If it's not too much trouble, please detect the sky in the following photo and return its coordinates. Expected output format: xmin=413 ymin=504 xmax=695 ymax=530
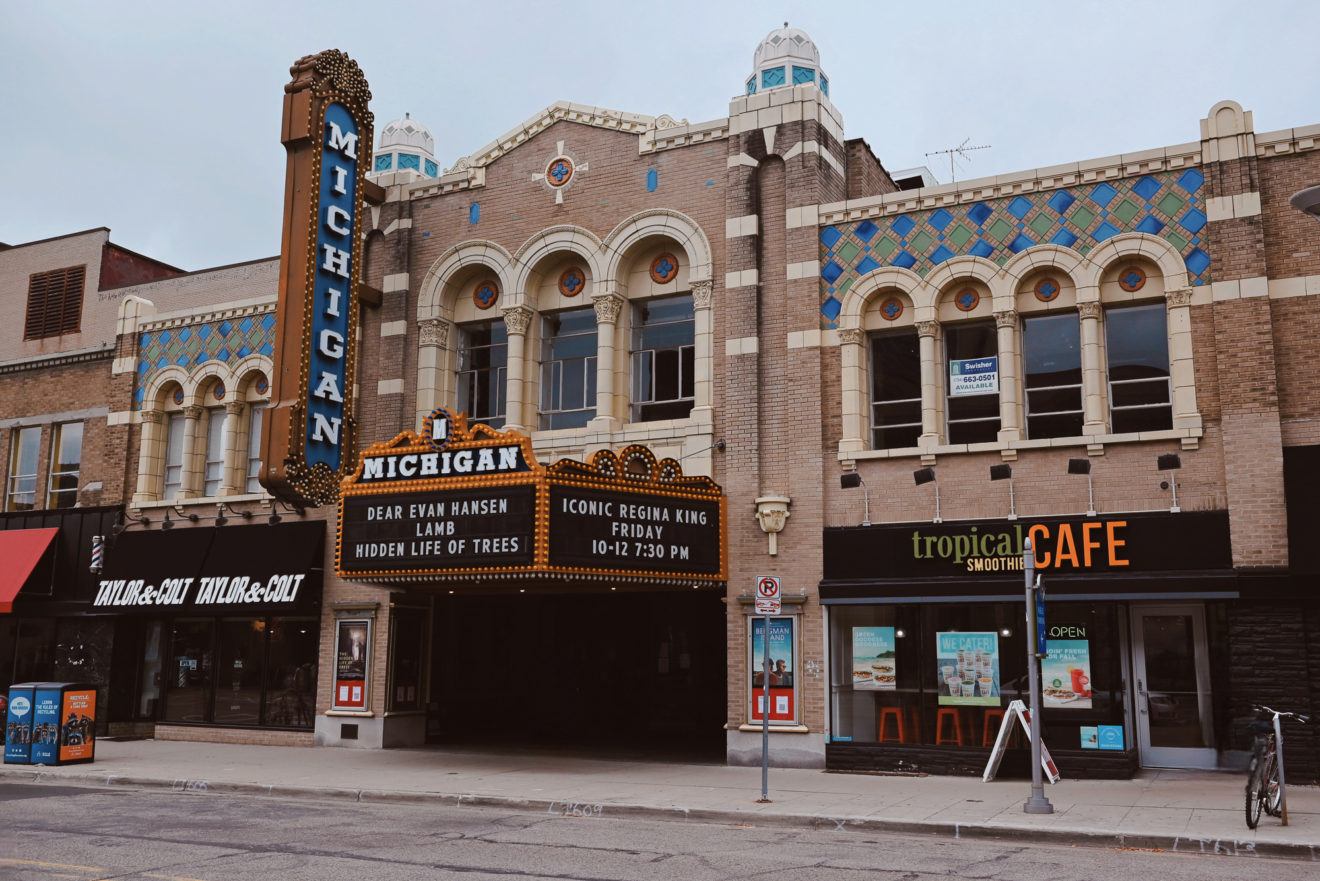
xmin=3 ymin=0 xmax=1318 ymax=270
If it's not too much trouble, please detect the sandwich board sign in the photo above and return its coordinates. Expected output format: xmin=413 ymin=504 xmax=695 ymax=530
xmin=755 ymin=575 xmax=781 ymax=615
xmin=982 ymin=699 xmax=1062 ymax=784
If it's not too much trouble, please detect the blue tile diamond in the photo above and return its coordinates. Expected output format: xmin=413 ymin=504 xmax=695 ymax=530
xmin=1178 ymin=208 xmax=1207 ymax=234
xmin=930 ymin=245 xmax=955 ymax=264
xmin=1133 ymin=176 xmax=1162 ymax=200
xmin=1007 ymin=196 xmax=1034 ymax=219
xmin=1047 ymin=190 xmax=1076 ymax=214
xmin=929 ymin=208 xmax=954 ymax=230
xmin=1176 ymin=168 xmax=1204 ymax=194
xmin=821 ymin=297 xmax=842 ymax=322
xmin=820 ymin=226 xmax=842 ymax=249
xmin=969 ymin=240 xmax=995 ymax=258
xmin=1049 ymin=228 xmax=1079 ymax=247
xmin=891 ymin=250 xmax=917 ymax=269
xmin=967 ymin=202 xmax=993 ymax=226
xmin=821 ymin=261 xmax=844 ymax=283
xmin=855 ymin=219 xmax=878 ymax=241
xmin=1090 ymin=182 xmax=1119 ymax=207
xmin=855 ymin=256 xmax=881 ymax=276
xmin=1135 ymin=215 xmax=1165 ymax=235
xmin=1185 ymin=248 xmax=1210 ymax=276
xmin=891 ymin=215 xmax=916 ymax=238
xmin=1093 ymin=221 xmax=1121 ymax=241
xmin=1008 ymin=234 xmax=1035 ymax=254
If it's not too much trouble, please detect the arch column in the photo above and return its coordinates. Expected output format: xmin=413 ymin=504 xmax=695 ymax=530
xmin=994 ymin=310 xmax=1021 ymax=443
xmin=838 ymin=327 xmax=867 ymax=454
xmin=916 ymin=320 xmax=941 ymax=447
xmin=501 ymin=306 xmax=534 ymax=434
xmin=589 ymin=293 xmax=625 ymax=431
xmin=1166 ymin=288 xmax=1201 ymax=432
xmin=690 ymin=280 xmax=714 ymax=418
xmin=133 ymin=409 xmax=164 ymax=505
xmin=416 ymin=318 xmax=453 ymax=430
xmin=180 ymin=406 xmax=205 ymax=498
xmin=1078 ymin=301 xmax=1105 ymax=436
xmin=218 ymin=401 xmax=245 ymax=496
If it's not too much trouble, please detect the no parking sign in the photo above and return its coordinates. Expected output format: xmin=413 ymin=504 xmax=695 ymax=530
xmin=755 ymin=575 xmax=781 ymax=614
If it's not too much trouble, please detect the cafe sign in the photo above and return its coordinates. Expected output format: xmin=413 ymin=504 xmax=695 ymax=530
xmin=336 ymin=412 xmax=727 ymax=586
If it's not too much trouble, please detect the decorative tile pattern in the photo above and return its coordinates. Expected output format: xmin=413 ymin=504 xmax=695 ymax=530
xmin=817 ymin=170 xmax=1210 ymax=327
xmin=135 ymin=311 xmax=275 ymax=408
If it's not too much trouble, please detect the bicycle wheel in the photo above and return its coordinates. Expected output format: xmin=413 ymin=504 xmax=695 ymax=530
xmin=1245 ymin=749 xmax=1264 ymax=829
xmin=1263 ymin=744 xmax=1283 ymax=817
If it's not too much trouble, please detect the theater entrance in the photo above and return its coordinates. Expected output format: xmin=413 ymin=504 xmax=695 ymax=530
xmin=427 ymin=590 xmax=726 ymax=762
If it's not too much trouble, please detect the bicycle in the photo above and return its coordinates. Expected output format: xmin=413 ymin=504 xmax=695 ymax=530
xmin=1244 ymin=704 xmax=1311 ymax=829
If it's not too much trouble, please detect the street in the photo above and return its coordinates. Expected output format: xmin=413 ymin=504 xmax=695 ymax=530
xmin=0 ymin=782 xmax=1311 ymax=881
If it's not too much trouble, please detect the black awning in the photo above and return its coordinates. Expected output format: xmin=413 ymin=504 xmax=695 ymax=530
xmin=820 ymin=570 xmax=1241 ymax=603
xmin=95 ymin=521 xmax=324 ymax=615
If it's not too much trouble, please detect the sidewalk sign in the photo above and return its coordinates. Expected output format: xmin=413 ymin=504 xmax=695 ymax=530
xmin=982 ymin=699 xmax=1061 ymax=784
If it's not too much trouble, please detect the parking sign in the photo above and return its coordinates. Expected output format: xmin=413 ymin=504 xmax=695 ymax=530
xmin=755 ymin=575 xmax=781 ymax=614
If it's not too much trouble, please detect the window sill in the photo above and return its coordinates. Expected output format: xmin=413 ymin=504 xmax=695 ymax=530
xmin=137 ymin=491 xmax=272 ymax=511
xmin=735 ymin=723 xmax=810 ymax=734
xmin=840 ymin=426 xmax=1203 ymax=464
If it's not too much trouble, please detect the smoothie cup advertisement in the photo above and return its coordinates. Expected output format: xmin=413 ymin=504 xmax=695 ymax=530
xmin=1040 ymin=638 xmax=1092 ymax=708
xmin=851 ymin=627 xmax=896 ymax=690
xmin=935 ymin=631 xmax=1000 ymax=706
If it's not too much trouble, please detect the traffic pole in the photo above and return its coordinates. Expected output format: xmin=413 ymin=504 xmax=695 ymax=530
xmin=1023 ymin=536 xmax=1053 ymax=814
xmin=760 ymin=613 xmax=771 ymax=802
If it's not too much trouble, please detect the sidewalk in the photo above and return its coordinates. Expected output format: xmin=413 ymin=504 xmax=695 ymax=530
xmin=3 ymin=739 xmax=1318 ymax=861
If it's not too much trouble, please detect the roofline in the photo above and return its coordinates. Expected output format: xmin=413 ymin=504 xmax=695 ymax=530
xmin=1 ymin=227 xmax=111 ymax=250
xmin=98 ymin=255 xmax=279 ymax=293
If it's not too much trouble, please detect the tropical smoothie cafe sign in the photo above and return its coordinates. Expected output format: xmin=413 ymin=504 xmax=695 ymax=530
xmin=260 ymin=50 xmax=376 ymax=508
xmin=337 ymin=410 xmax=728 ymax=588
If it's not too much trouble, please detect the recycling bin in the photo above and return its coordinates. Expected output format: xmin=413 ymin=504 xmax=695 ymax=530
xmin=5 ymin=682 xmax=97 ymax=765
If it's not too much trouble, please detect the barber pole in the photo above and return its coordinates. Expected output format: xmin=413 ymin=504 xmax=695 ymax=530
xmin=89 ymin=535 xmax=104 ymax=574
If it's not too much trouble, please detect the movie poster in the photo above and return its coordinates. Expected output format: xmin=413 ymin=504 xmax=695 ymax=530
xmin=334 ymin=619 xmax=370 ymax=710
xmin=935 ymin=631 xmax=1000 ymax=706
xmin=1041 ymin=638 xmax=1092 ymax=708
xmin=750 ymin=617 xmax=794 ymax=722
xmin=851 ymin=627 xmax=896 ymax=690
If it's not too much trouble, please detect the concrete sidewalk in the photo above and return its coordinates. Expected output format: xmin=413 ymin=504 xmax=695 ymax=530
xmin=2 ymin=739 xmax=1318 ymax=861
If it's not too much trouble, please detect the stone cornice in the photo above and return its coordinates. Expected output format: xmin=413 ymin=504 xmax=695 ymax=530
xmin=0 ymin=345 xmax=113 ymax=375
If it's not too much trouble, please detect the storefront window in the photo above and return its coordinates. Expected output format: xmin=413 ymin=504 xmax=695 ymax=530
xmin=213 ymin=619 xmax=264 ymax=725
xmin=389 ymin=610 xmax=425 ymax=712
xmin=164 ymin=619 xmax=214 ymax=723
xmin=265 ymin=618 xmax=317 ymax=727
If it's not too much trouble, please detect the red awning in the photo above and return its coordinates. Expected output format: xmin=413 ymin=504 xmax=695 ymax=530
xmin=0 ymin=527 xmax=59 ymax=613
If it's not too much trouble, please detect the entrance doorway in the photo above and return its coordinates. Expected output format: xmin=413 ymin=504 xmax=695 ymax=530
xmin=428 ymin=590 xmax=726 ymax=762
xmin=1129 ymin=604 xmax=1216 ymax=769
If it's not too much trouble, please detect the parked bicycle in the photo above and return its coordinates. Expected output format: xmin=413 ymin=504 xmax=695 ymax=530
xmin=1245 ymin=704 xmax=1311 ymax=829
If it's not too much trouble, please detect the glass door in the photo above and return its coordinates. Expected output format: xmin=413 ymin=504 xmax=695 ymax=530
xmin=1129 ymin=605 xmax=1215 ymax=769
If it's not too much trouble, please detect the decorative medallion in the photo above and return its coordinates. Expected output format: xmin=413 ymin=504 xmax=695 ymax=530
xmin=558 ymin=267 xmax=586 ymax=297
xmin=172 ymin=388 xmax=185 ymax=405
xmin=954 ymin=288 xmax=981 ymax=312
xmin=212 ymin=383 xmax=226 ymax=401
xmin=473 ymin=279 xmax=499 ymax=310
xmin=255 ymin=377 xmax=269 ymax=395
xmin=1034 ymin=277 xmax=1061 ymax=303
xmin=880 ymin=297 xmax=904 ymax=321
xmin=421 ymin=407 xmax=456 ymax=452
xmin=531 ymin=141 xmax=589 ymax=205
xmin=1118 ymin=265 xmax=1147 ymax=292
xmin=546 ymin=156 xmax=574 ymax=188
xmin=650 ymin=253 xmax=679 ymax=284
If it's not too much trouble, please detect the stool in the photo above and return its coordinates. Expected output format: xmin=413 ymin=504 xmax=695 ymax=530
xmin=935 ymin=708 xmax=965 ymax=745
xmin=877 ymin=707 xmax=906 ymax=743
xmin=981 ymin=709 xmax=1005 ymax=746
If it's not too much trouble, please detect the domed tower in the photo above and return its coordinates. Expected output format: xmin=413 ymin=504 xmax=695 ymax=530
xmin=745 ymin=23 xmax=828 ymax=98
xmin=368 ymin=113 xmax=439 ymax=183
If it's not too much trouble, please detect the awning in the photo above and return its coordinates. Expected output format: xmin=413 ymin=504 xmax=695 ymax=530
xmin=0 ymin=527 xmax=59 ymax=613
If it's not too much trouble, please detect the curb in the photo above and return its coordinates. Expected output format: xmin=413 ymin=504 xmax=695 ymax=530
xmin=2 ymin=767 xmax=1316 ymax=862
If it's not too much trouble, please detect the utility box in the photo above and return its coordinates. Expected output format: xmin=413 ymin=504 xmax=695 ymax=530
xmin=5 ymin=682 xmax=96 ymax=766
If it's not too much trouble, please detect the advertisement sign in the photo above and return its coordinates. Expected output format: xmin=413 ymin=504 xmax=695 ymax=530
xmin=750 ymin=618 xmax=794 ymax=722
xmin=30 ymin=686 xmax=62 ymax=764
xmin=1098 ymin=724 xmax=1124 ymax=750
xmin=949 ymin=357 xmax=998 ymax=396
xmin=4 ymin=686 xmax=34 ymax=764
xmin=1042 ymin=625 xmax=1092 ymax=709
xmin=58 ymin=689 xmax=95 ymax=763
xmin=936 ymin=631 xmax=1000 ymax=706
xmin=334 ymin=619 xmax=370 ymax=710
xmin=851 ymin=627 xmax=897 ymax=690
xmin=548 ymin=485 xmax=722 ymax=577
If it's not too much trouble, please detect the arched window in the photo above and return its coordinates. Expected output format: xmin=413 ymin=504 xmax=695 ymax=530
xmin=944 ymin=321 xmax=1000 ymax=444
xmin=1105 ymin=303 xmax=1172 ymax=433
xmin=539 ymin=307 xmax=597 ymax=430
xmin=631 ymin=293 xmax=694 ymax=422
xmin=1023 ymin=312 xmax=1082 ymax=439
xmin=456 ymin=319 xmax=507 ymax=428
xmin=869 ymin=331 xmax=921 ymax=449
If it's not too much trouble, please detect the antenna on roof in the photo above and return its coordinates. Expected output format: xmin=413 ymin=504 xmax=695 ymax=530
xmin=925 ymin=138 xmax=991 ymax=183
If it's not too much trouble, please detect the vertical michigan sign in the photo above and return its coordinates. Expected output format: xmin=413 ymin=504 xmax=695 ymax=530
xmin=261 ymin=51 xmax=374 ymax=507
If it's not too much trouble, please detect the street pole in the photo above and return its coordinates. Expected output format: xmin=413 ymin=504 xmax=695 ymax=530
xmin=760 ymin=614 xmax=771 ymax=802
xmin=1023 ymin=536 xmax=1053 ymax=814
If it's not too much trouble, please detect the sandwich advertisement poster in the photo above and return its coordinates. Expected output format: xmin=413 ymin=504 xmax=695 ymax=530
xmin=851 ymin=627 xmax=896 ymax=690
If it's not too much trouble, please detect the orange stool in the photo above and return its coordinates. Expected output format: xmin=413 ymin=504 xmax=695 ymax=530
xmin=935 ymin=708 xmax=965 ymax=745
xmin=877 ymin=707 xmax=906 ymax=743
xmin=982 ymin=709 xmax=1006 ymax=746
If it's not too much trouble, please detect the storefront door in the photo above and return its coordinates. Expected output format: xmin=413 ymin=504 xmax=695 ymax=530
xmin=1130 ymin=605 xmax=1215 ymax=769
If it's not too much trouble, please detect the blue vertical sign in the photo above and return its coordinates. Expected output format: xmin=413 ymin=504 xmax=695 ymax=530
xmin=306 ymin=102 xmax=359 ymax=472
xmin=1035 ymin=579 xmax=1048 ymax=657
xmin=4 ymin=685 xmax=35 ymax=764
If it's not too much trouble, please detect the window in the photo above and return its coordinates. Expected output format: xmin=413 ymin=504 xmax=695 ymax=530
xmin=1106 ymin=304 xmax=1172 ymax=433
xmin=944 ymin=323 xmax=1000 ymax=444
xmin=203 ymin=409 xmax=227 ymax=496
xmin=246 ymin=403 xmax=266 ymax=493
xmin=163 ymin=412 xmax=185 ymax=500
xmin=457 ymin=320 xmax=507 ymax=428
xmin=870 ymin=332 xmax=921 ymax=449
xmin=631 ymin=294 xmax=694 ymax=422
xmin=1024 ymin=312 xmax=1082 ymax=439
xmin=5 ymin=426 xmax=40 ymax=511
xmin=47 ymin=422 xmax=82 ymax=509
xmin=539 ymin=308 xmax=597 ymax=430
xmin=24 ymin=266 xmax=86 ymax=339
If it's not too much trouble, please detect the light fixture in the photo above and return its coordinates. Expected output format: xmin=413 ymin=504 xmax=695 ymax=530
xmin=1159 ymin=453 xmax=1182 ymax=512
xmin=895 ymin=628 xmax=905 ymax=639
xmin=840 ymin=471 xmax=871 ymax=526
xmin=214 ymin=503 xmax=228 ymax=526
xmin=913 ymin=468 xmax=940 ymax=523
xmin=172 ymin=505 xmax=200 ymax=524
xmin=160 ymin=508 xmax=174 ymax=530
xmin=1290 ymin=185 xmax=1320 ymax=223
xmin=990 ymin=464 xmax=1015 ymax=520
xmin=1000 ymin=627 xmax=1012 ymax=638
xmin=1067 ymin=458 xmax=1096 ymax=517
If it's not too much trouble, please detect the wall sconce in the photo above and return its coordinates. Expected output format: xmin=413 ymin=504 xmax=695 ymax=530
xmin=114 ymin=509 xmax=149 ymax=534
xmin=160 ymin=508 xmax=174 ymax=530
xmin=1158 ymin=453 xmax=1181 ymax=512
xmin=214 ymin=503 xmax=229 ymax=526
xmin=754 ymin=495 xmax=791 ymax=556
xmin=839 ymin=471 xmax=871 ymax=526
xmin=173 ymin=504 xmax=200 ymax=524
xmin=913 ymin=468 xmax=940 ymax=523
xmin=989 ymin=464 xmax=1015 ymax=520
xmin=270 ymin=501 xmax=307 ymax=524
xmin=1067 ymin=458 xmax=1096 ymax=517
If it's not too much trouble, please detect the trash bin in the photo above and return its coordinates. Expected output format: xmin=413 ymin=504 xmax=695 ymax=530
xmin=6 ymin=682 xmax=97 ymax=766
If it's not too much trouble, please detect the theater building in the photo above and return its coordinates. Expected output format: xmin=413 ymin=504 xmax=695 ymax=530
xmin=4 ymin=27 xmax=1319 ymax=781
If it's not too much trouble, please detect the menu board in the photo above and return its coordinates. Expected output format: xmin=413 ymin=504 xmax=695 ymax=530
xmin=851 ymin=627 xmax=897 ymax=691
xmin=935 ymin=631 xmax=1000 ymax=706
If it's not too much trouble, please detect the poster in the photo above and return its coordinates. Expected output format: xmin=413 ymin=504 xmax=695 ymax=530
xmin=1041 ymin=638 xmax=1092 ymax=708
xmin=949 ymin=357 xmax=998 ymax=396
xmin=58 ymin=689 xmax=96 ymax=763
xmin=750 ymin=617 xmax=794 ymax=722
xmin=851 ymin=627 xmax=896 ymax=690
xmin=334 ymin=619 xmax=370 ymax=710
xmin=936 ymin=631 xmax=1000 ymax=706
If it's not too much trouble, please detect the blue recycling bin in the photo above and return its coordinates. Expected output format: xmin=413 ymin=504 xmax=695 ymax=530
xmin=4 ymin=682 xmax=96 ymax=765
xmin=4 ymin=682 xmax=38 ymax=764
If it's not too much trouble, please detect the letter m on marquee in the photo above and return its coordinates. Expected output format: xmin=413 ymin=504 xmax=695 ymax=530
xmin=259 ymin=49 xmax=377 ymax=508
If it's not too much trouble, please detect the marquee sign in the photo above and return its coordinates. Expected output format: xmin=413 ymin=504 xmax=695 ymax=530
xmin=261 ymin=50 xmax=374 ymax=508
xmin=337 ymin=412 xmax=727 ymax=587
